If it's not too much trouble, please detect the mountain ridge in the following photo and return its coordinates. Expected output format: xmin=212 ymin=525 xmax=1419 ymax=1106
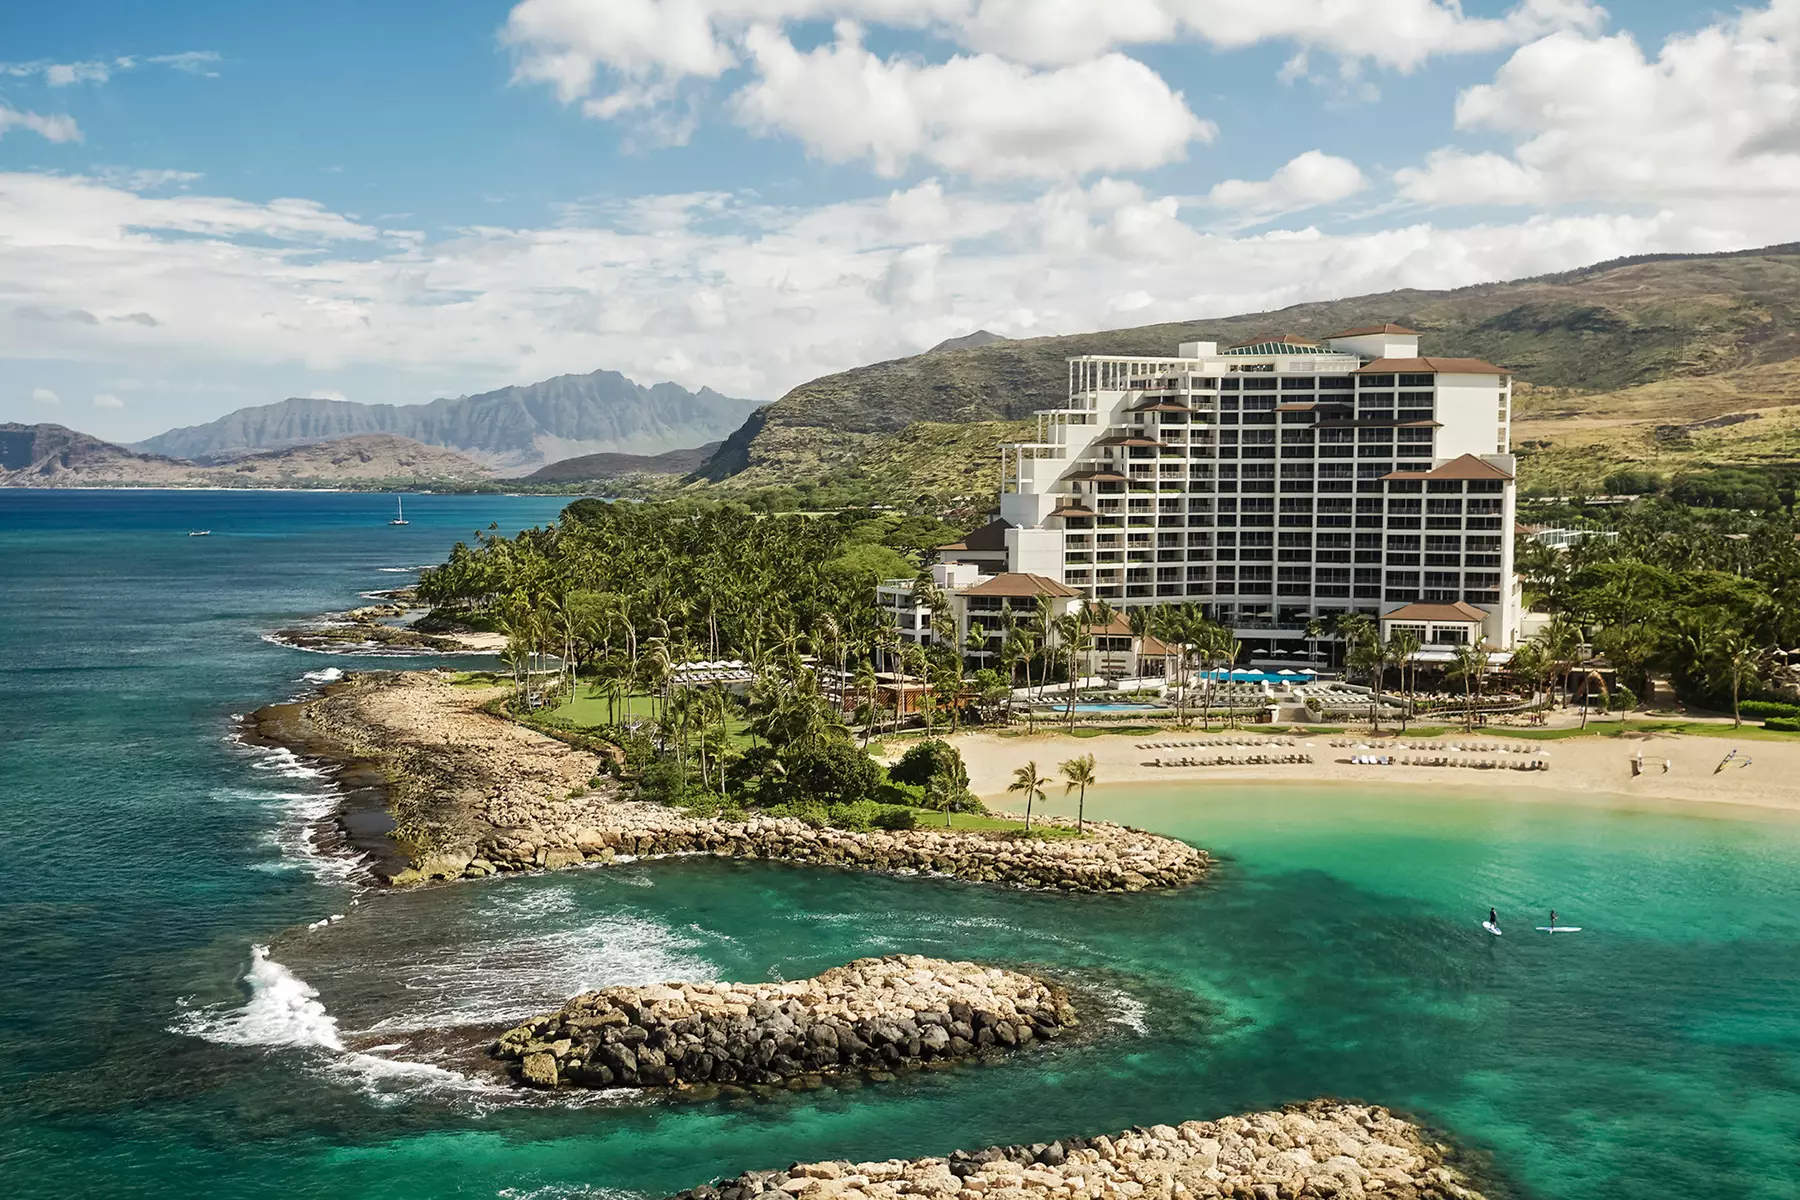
xmin=1 ymin=425 xmax=494 ymax=488
xmin=136 ymin=369 xmax=759 ymax=471
xmin=695 ymin=243 xmax=1800 ymax=494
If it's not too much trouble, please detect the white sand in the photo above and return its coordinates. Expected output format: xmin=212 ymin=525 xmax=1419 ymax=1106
xmin=940 ymin=726 xmax=1800 ymax=817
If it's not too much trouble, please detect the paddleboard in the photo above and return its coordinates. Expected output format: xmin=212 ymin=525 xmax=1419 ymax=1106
xmin=1482 ymin=921 xmax=1503 ymax=936
xmin=1535 ymin=926 xmax=1583 ymax=932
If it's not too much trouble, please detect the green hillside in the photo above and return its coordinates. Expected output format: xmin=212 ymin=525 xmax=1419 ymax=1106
xmin=694 ymin=243 xmax=1800 ymax=499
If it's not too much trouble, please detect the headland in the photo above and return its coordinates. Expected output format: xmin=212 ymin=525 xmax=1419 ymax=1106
xmin=252 ymin=670 xmax=1208 ymax=893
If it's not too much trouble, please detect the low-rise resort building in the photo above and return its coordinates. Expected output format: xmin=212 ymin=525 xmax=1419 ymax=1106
xmin=880 ymin=325 xmax=1522 ymax=673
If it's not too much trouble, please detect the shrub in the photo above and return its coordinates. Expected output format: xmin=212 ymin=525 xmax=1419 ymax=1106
xmin=874 ymin=805 xmax=918 ymax=831
xmin=1611 ymin=685 xmax=1638 ymax=712
xmin=1741 ymin=700 xmax=1800 ymax=719
xmin=1764 ymin=717 xmax=1800 ymax=732
xmin=781 ymin=738 xmax=884 ymax=807
xmin=635 ymin=756 xmax=695 ymax=806
xmin=828 ymin=800 xmax=880 ymax=831
xmin=1603 ymin=468 xmax=1662 ymax=496
xmin=890 ymin=738 xmax=955 ymax=787
xmin=765 ymin=800 xmax=830 ymax=827
xmin=874 ymin=781 xmax=926 ymax=807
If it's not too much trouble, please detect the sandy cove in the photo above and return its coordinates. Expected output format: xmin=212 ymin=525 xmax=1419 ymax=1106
xmin=252 ymin=670 xmax=1208 ymax=892
xmin=947 ymin=725 xmax=1800 ymax=816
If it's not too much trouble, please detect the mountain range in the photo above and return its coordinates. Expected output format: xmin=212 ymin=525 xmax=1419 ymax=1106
xmin=694 ymin=243 xmax=1800 ymax=496
xmin=1 ymin=425 xmax=493 ymax=488
xmin=136 ymin=369 xmax=759 ymax=472
xmin=19 ymin=244 xmax=1800 ymax=495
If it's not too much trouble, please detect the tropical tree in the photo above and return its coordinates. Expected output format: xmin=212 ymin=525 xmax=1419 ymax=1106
xmin=1447 ymin=640 xmax=1490 ymax=732
xmin=1008 ymin=761 xmax=1051 ymax=833
xmin=1719 ymin=631 xmax=1765 ymax=729
xmin=1388 ymin=627 xmax=1423 ymax=731
xmin=1059 ymin=753 xmax=1096 ymax=834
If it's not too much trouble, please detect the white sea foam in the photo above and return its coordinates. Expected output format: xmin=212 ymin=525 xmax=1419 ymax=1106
xmin=232 ymin=742 xmax=371 ymax=886
xmin=173 ymin=945 xmax=344 ymax=1050
xmin=246 ymin=746 xmax=327 ymax=781
xmin=172 ymin=948 xmax=575 ymax=1109
xmin=361 ymin=913 xmax=716 ymax=1033
xmin=1098 ymin=987 xmax=1150 ymax=1035
xmin=303 ymin=667 xmax=345 ymax=684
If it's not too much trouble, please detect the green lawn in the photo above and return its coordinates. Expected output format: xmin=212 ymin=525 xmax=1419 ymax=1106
xmin=905 ymin=809 xmax=1082 ymax=838
xmin=549 ymin=687 xmax=756 ymax=746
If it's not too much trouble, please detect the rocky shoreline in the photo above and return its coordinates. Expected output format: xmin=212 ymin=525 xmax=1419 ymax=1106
xmin=666 ymin=1102 xmax=1488 ymax=1200
xmin=252 ymin=670 xmax=1209 ymax=894
xmin=494 ymin=955 xmax=1076 ymax=1091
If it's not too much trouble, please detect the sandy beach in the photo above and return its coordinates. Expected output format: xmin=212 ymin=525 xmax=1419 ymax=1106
xmin=947 ymin=725 xmax=1800 ymax=817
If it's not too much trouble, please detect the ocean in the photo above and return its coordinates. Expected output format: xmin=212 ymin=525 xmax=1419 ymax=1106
xmin=3 ymin=489 xmax=1799 ymax=1199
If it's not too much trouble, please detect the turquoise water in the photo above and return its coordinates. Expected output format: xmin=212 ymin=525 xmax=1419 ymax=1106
xmin=5 ymin=491 xmax=1800 ymax=1198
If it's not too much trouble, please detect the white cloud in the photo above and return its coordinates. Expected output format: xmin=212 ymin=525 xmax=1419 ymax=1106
xmin=146 ymin=51 xmax=223 ymax=76
xmin=31 ymin=387 xmax=60 ymax=405
xmin=733 ymin=24 xmax=1212 ymax=179
xmin=92 ymin=393 xmax=124 ymax=408
xmin=1397 ymin=3 xmax=1800 ymax=211
xmin=46 ymin=59 xmax=120 ymax=86
xmin=0 ymin=104 xmax=82 ymax=143
xmin=501 ymin=0 xmax=1606 ymax=84
xmin=3 ymin=168 xmax=1788 ymax=416
xmin=501 ymin=1 xmax=1606 ymax=148
xmin=0 ymin=52 xmax=218 ymax=85
xmin=297 ymin=390 xmax=350 ymax=402
xmin=1206 ymin=151 xmax=1370 ymax=224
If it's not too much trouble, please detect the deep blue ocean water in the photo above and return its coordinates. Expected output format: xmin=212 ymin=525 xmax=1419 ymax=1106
xmin=4 ymin=489 xmax=1800 ymax=1199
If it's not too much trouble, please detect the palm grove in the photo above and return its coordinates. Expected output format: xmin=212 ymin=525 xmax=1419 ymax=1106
xmin=418 ymin=500 xmax=1030 ymax=831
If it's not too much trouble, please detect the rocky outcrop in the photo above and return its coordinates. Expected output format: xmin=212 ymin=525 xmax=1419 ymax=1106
xmin=260 ymin=671 xmax=1209 ymax=894
xmin=494 ymin=955 xmax=1075 ymax=1091
xmin=667 ymin=1103 xmax=1487 ymax=1200
xmin=471 ymin=807 xmax=1205 ymax=894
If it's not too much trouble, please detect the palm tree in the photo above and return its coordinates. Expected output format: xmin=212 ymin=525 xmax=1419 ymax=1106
xmin=854 ymin=658 xmax=879 ymax=747
xmin=1012 ymin=629 xmax=1040 ymax=734
xmin=1303 ymin=616 xmax=1325 ymax=671
xmin=964 ymin=621 xmax=990 ymax=667
xmin=1719 ymin=632 xmax=1764 ymax=729
xmin=1537 ymin=616 xmax=1583 ymax=707
xmin=1389 ymin=627 xmax=1423 ymax=731
xmin=1057 ymin=614 xmax=1093 ymax=729
xmin=1008 ymin=761 xmax=1050 ymax=833
xmin=1060 ymin=753 xmax=1096 ymax=833
xmin=1448 ymin=640 xmax=1490 ymax=732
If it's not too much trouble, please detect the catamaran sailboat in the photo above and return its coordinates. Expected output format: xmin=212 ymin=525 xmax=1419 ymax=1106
xmin=388 ymin=495 xmax=409 ymax=526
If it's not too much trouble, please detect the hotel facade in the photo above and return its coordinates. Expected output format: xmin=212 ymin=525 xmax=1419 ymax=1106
xmin=884 ymin=325 xmax=1523 ymax=669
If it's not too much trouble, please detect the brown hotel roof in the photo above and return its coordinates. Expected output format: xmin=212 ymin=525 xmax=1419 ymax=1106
xmin=1328 ymin=323 xmax=1421 ymax=338
xmin=961 ymin=573 xmax=1082 ymax=599
xmin=1354 ymin=356 xmax=1510 ymax=376
xmin=1382 ymin=453 xmax=1514 ymax=482
xmin=1383 ymin=601 xmax=1490 ymax=623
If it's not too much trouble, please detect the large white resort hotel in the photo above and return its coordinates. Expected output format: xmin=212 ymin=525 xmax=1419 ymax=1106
xmin=881 ymin=325 xmax=1520 ymax=671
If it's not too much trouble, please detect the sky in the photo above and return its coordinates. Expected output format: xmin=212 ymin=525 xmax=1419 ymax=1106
xmin=2 ymin=0 xmax=1798 ymax=442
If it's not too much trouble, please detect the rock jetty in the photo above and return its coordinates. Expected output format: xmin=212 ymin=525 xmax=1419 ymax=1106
xmin=256 ymin=671 xmax=1208 ymax=894
xmin=494 ymin=955 xmax=1076 ymax=1091
xmin=666 ymin=1102 xmax=1487 ymax=1200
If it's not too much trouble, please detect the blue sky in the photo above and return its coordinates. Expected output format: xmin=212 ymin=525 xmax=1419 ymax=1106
xmin=2 ymin=0 xmax=1795 ymax=442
